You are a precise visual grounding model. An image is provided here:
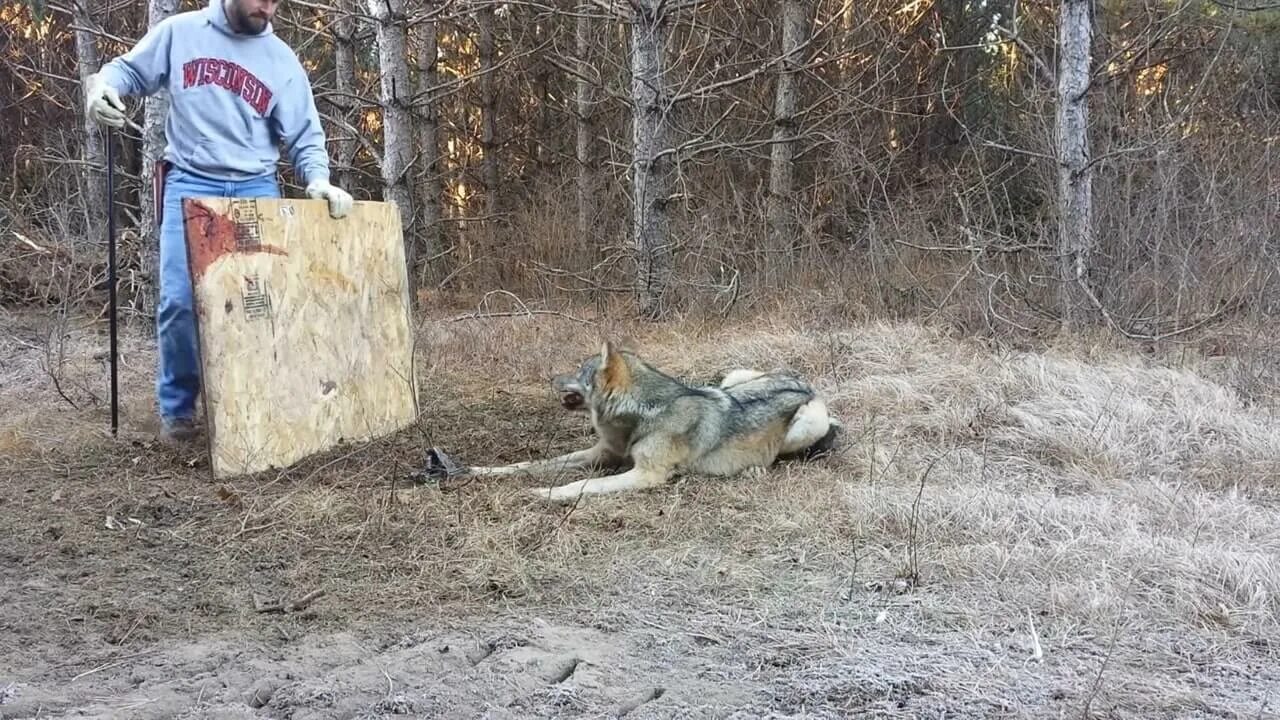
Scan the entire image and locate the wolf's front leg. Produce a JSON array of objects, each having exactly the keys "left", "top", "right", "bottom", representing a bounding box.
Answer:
[
  {"left": 529, "top": 433, "right": 684, "bottom": 504},
  {"left": 528, "top": 466, "right": 671, "bottom": 504},
  {"left": 464, "top": 441, "right": 620, "bottom": 480}
]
